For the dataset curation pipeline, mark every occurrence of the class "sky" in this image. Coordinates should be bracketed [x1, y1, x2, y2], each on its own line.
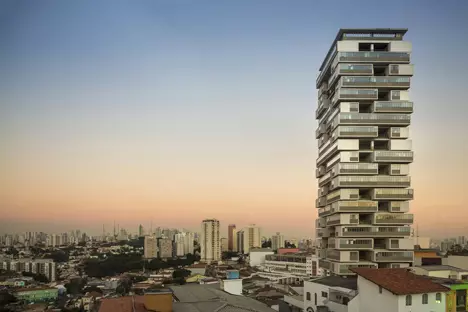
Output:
[1, 0, 467, 239]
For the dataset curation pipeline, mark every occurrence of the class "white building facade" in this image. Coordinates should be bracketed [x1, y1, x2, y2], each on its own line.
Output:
[315, 28, 415, 275]
[200, 219, 221, 262]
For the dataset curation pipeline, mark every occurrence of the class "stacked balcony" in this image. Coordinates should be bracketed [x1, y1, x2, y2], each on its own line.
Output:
[316, 29, 414, 275]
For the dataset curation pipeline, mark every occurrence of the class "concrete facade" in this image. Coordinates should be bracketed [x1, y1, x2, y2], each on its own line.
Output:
[315, 28, 415, 275]
[200, 219, 221, 262]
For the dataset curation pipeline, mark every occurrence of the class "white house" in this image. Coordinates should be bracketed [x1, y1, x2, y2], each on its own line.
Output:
[301, 268, 449, 312]
[351, 268, 449, 312]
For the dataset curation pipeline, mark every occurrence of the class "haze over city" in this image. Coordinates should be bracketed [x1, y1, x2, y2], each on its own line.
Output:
[1, 0, 468, 238]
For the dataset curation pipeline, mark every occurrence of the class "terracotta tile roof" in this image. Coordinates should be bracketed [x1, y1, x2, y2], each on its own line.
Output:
[351, 268, 450, 295]
[98, 296, 146, 312]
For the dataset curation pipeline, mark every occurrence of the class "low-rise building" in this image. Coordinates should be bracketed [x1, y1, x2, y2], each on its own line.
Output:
[249, 248, 274, 267]
[412, 265, 468, 280]
[443, 255, 468, 271]
[14, 287, 59, 303]
[428, 277, 468, 312]
[298, 268, 450, 312]
[263, 253, 320, 278]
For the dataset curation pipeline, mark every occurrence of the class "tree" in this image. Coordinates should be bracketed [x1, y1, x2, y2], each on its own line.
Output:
[261, 239, 272, 248]
[173, 269, 191, 279]
[116, 278, 132, 295]
[44, 250, 69, 262]
[65, 278, 87, 295]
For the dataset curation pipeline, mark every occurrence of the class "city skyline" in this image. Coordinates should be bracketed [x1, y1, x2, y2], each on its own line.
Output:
[2, 0, 468, 238]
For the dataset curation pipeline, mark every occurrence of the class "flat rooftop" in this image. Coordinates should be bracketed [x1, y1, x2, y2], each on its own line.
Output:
[319, 28, 408, 71]
[308, 276, 358, 290]
[416, 265, 468, 272]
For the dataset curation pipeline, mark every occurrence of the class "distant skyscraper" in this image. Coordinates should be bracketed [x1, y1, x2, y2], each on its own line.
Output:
[458, 236, 466, 247]
[315, 28, 414, 275]
[272, 232, 285, 251]
[138, 224, 144, 237]
[236, 231, 244, 253]
[228, 224, 236, 251]
[220, 237, 228, 252]
[242, 225, 261, 254]
[200, 219, 221, 262]
[157, 238, 173, 259]
[144, 236, 158, 259]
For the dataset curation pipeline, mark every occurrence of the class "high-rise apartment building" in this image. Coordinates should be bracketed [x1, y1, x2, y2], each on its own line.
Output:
[272, 232, 285, 251]
[243, 225, 261, 254]
[144, 236, 158, 259]
[315, 28, 414, 275]
[200, 219, 221, 262]
[157, 238, 173, 259]
[236, 230, 244, 253]
[220, 237, 228, 252]
[228, 224, 236, 251]
[0, 259, 56, 281]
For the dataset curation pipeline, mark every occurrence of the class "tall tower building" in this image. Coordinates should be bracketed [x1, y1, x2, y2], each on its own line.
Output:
[144, 236, 158, 259]
[315, 29, 414, 275]
[272, 232, 285, 251]
[228, 224, 236, 251]
[236, 230, 244, 253]
[243, 224, 261, 254]
[200, 219, 221, 262]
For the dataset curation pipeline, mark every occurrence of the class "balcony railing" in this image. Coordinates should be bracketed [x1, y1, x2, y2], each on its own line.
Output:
[331, 200, 378, 213]
[372, 188, 414, 200]
[374, 214, 414, 225]
[330, 176, 411, 189]
[340, 226, 411, 237]
[375, 252, 414, 262]
[336, 51, 410, 63]
[333, 88, 378, 103]
[334, 113, 411, 126]
[373, 151, 413, 163]
[334, 238, 373, 249]
[336, 263, 378, 275]
[333, 163, 379, 175]
[328, 64, 374, 86]
[341, 76, 410, 88]
[373, 101, 413, 113]
[333, 126, 379, 139]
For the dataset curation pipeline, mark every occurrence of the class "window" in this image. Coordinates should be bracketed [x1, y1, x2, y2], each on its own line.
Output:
[306, 292, 311, 301]
[314, 293, 317, 305]
[422, 293, 428, 304]
[405, 295, 412, 306]
[321, 291, 328, 298]
[436, 293, 442, 303]
[379, 286, 382, 294]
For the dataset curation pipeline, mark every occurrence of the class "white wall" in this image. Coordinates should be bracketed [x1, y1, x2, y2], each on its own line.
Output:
[443, 256, 468, 270]
[303, 281, 330, 311]
[396, 292, 445, 312]
[337, 41, 359, 52]
[221, 279, 242, 295]
[358, 276, 398, 312]
[389, 41, 412, 52]
[249, 251, 274, 267]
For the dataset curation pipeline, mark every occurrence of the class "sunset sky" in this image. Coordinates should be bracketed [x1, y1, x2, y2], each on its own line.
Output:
[1, 0, 467, 238]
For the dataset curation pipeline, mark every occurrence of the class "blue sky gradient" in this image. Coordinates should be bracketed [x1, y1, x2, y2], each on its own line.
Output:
[1, 0, 467, 237]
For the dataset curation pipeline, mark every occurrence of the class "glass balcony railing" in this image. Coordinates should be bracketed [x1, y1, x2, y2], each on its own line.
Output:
[336, 239, 373, 249]
[332, 176, 411, 188]
[372, 188, 414, 200]
[340, 226, 411, 237]
[334, 163, 379, 175]
[336, 51, 410, 63]
[373, 101, 413, 113]
[341, 76, 410, 88]
[333, 126, 379, 139]
[375, 251, 413, 262]
[331, 200, 378, 213]
[328, 64, 374, 86]
[335, 113, 411, 126]
[373, 151, 414, 163]
[374, 214, 414, 224]
[333, 88, 378, 102]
